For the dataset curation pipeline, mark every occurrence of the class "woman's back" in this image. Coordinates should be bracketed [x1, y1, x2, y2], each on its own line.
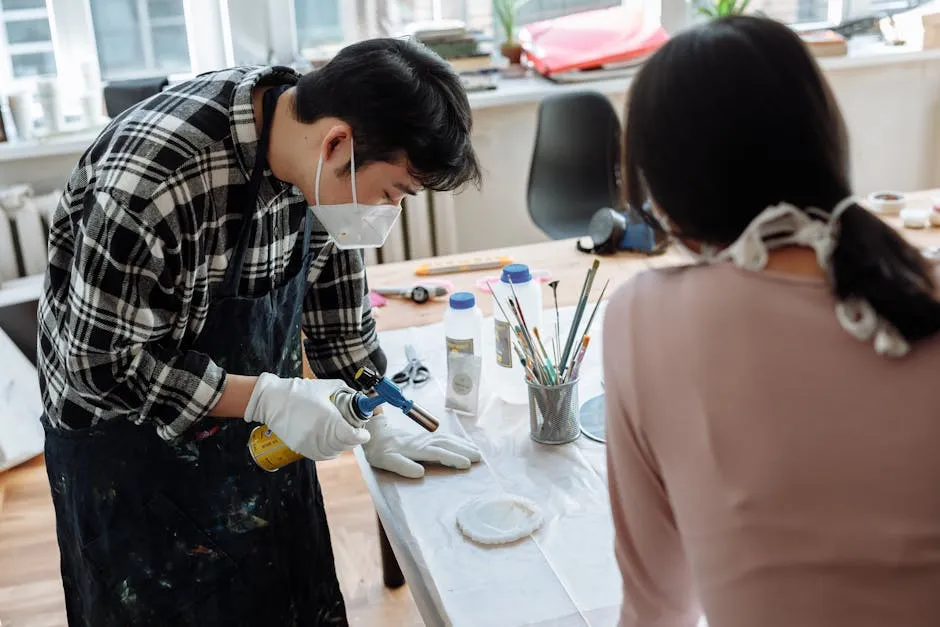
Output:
[604, 263, 940, 627]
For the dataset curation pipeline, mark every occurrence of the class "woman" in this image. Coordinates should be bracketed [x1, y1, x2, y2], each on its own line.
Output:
[603, 15, 940, 627]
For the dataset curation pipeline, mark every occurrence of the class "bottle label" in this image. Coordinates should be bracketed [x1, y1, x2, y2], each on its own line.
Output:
[247, 425, 303, 472]
[446, 337, 474, 355]
[495, 319, 512, 368]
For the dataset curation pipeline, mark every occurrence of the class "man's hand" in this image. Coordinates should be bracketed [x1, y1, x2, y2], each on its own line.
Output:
[244, 373, 370, 461]
[362, 415, 482, 479]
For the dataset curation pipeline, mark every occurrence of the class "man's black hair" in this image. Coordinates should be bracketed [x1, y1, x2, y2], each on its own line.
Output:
[294, 37, 482, 193]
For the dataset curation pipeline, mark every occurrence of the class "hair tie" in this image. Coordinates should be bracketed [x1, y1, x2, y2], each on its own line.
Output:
[829, 196, 858, 226]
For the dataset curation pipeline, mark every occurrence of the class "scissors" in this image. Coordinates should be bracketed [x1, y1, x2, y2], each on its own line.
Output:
[391, 345, 431, 388]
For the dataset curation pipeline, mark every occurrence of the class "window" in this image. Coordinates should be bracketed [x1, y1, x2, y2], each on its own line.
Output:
[88, 0, 191, 80]
[0, 0, 57, 79]
[291, 0, 624, 50]
[514, 0, 623, 25]
[750, 0, 833, 24]
[292, 0, 448, 48]
[293, 0, 343, 48]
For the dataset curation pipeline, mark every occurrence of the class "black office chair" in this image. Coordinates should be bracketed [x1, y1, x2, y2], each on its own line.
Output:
[103, 76, 169, 118]
[526, 91, 622, 240]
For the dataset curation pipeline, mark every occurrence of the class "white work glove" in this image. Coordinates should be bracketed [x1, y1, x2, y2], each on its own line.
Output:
[362, 414, 482, 479]
[245, 372, 370, 461]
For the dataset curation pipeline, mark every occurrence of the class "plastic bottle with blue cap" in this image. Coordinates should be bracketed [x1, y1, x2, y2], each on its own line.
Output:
[445, 292, 483, 356]
[491, 264, 543, 404]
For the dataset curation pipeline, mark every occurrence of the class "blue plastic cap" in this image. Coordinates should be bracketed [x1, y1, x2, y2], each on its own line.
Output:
[500, 263, 532, 284]
[449, 292, 476, 310]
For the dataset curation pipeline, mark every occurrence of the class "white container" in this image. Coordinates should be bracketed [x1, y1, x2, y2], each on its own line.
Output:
[35, 78, 61, 133]
[7, 90, 34, 141]
[491, 264, 543, 405]
[900, 207, 930, 229]
[445, 291, 483, 355]
[80, 92, 102, 128]
[867, 191, 906, 215]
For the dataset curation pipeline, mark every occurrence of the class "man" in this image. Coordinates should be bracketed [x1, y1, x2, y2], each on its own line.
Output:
[37, 38, 483, 626]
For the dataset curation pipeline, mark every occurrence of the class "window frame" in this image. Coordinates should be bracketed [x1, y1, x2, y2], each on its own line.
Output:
[0, 1, 60, 90]
[85, 0, 225, 82]
[0, 0, 887, 100]
[0, 0, 231, 97]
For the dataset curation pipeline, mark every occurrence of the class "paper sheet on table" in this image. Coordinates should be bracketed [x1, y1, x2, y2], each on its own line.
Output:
[366, 305, 708, 627]
[0, 326, 43, 472]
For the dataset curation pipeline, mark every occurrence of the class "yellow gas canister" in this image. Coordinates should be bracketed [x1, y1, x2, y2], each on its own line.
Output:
[247, 426, 304, 472]
[246, 388, 370, 472]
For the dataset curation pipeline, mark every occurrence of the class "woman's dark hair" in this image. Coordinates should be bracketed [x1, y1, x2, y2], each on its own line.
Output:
[623, 15, 940, 343]
[294, 37, 482, 193]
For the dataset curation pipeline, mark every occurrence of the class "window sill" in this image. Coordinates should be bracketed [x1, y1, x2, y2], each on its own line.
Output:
[3, 38, 940, 163]
[469, 39, 940, 110]
[0, 125, 107, 163]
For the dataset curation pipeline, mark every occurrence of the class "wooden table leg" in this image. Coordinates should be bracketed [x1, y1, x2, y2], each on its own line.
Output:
[378, 514, 405, 589]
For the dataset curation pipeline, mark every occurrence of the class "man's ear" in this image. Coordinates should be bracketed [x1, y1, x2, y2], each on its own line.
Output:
[322, 123, 352, 163]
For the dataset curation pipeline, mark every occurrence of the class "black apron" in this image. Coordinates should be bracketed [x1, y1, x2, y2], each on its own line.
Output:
[42, 85, 348, 626]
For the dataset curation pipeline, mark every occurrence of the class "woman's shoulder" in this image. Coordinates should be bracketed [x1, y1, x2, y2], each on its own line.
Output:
[603, 265, 699, 352]
[607, 264, 705, 315]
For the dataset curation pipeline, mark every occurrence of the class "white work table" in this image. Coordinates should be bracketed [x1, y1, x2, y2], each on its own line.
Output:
[356, 308, 619, 627]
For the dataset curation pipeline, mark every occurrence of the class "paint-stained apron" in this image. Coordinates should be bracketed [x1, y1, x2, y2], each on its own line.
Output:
[41, 85, 348, 626]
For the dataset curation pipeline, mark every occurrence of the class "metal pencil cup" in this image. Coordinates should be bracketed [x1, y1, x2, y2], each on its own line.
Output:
[527, 378, 580, 445]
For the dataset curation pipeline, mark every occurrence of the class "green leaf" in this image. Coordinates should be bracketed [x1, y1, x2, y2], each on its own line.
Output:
[737, 0, 751, 13]
[494, 0, 527, 40]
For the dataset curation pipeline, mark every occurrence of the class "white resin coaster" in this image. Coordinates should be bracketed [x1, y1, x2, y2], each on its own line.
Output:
[456, 494, 543, 545]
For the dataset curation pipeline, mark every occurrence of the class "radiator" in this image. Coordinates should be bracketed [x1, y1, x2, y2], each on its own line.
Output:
[0, 187, 458, 284]
[363, 189, 459, 266]
[0, 185, 58, 283]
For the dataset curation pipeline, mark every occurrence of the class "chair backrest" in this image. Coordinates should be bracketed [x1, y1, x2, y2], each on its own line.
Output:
[526, 91, 622, 240]
[103, 76, 169, 118]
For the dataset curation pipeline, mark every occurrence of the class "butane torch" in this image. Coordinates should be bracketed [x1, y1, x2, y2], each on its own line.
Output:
[248, 368, 440, 472]
[351, 366, 440, 432]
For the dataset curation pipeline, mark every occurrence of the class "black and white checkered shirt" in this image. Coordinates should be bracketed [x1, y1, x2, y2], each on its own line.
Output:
[38, 66, 385, 440]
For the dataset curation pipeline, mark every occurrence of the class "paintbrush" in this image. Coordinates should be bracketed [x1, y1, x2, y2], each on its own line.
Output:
[515, 325, 547, 383]
[568, 336, 591, 382]
[549, 280, 561, 364]
[506, 278, 531, 333]
[560, 270, 590, 371]
[577, 279, 609, 351]
[491, 290, 515, 329]
[514, 346, 538, 383]
[532, 327, 557, 384]
[560, 260, 600, 373]
[495, 291, 541, 379]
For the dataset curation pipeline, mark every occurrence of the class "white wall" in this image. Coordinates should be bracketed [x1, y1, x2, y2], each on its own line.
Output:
[444, 57, 940, 253]
[3, 56, 940, 255]
[829, 61, 940, 194]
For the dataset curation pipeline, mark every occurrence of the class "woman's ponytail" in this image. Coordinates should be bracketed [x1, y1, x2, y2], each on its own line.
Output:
[830, 204, 940, 343]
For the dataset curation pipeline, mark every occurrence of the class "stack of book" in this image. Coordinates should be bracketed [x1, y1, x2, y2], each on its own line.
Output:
[404, 20, 493, 73]
[800, 30, 848, 57]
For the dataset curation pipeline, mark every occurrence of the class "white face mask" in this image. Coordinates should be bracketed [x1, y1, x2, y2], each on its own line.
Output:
[310, 138, 402, 250]
[653, 198, 910, 358]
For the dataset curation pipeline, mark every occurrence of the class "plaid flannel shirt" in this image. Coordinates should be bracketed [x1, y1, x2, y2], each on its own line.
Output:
[37, 66, 386, 440]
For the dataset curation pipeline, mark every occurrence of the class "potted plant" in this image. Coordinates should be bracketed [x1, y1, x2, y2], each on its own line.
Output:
[691, 0, 751, 17]
[494, 0, 529, 65]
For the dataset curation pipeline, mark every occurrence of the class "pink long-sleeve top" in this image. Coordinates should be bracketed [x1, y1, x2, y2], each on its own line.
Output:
[603, 263, 940, 627]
